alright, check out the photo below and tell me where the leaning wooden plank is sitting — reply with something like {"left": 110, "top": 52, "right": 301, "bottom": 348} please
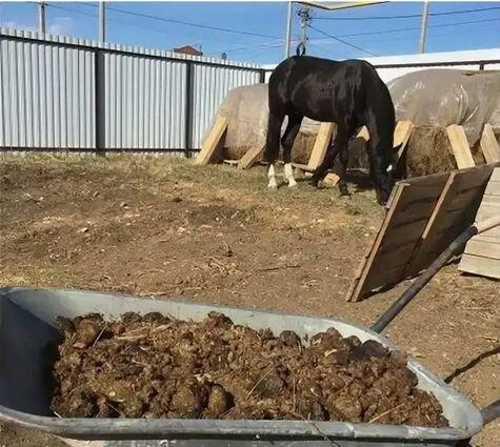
{"left": 408, "top": 165, "right": 494, "bottom": 275}
{"left": 238, "top": 145, "right": 264, "bottom": 169}
{"left": 193, "top": 116, "right": 228, "bottom": 166}
{"left": 393, "top": 120, "right": 415, "bottom": 164}
{"left": 307, "top": 122, "right": 336, "bottom": 171}
{"left": 446, "top": 124, "right": 475, "bottom": 169}
{"left": 347, "top": 183, "right": 407, "bottom": 302}
{"left": 347, "top": 173, "right": 449, "bottom": 302}
{"left": 480, "top": 124, "right": 500, "bottom": 164}
{"left": 357, "top": 126, "right": 370, "bottom": 142}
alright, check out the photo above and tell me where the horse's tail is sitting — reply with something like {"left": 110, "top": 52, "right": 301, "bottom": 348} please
{"left": 296, "top": 42, "right": 306, "bottom": 56}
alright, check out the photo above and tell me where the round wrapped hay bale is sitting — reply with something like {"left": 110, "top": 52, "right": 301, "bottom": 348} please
{"left": 388, "top": 69, "right": 500, "bottom": 176}
{"left": 211, "top": 83, "right": 323, "bottom": 165}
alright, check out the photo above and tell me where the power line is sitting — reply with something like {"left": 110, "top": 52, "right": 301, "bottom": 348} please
{"left": 315, "top": 5, "right": 500, "bottom": 21}
{"left": 47, "top": 3, "right": 172, "bottom": 38}
{"left": 80, "top": 3, "right": 278, "bottom": 40}
{"left": 324, "top": 15, "right": 500, "bottom": 40}
{"left": 47, "top": 3, "right": 97, "bottom": 19}
{"left": 309, "top": 24, "right": 377, "bottom": 56}
{"left": 224, "top": 15, "right": 500, "bottom": 55}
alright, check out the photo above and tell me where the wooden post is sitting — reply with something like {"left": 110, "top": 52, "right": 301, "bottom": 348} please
{"left": 238, "top": 145, "right": 265, "bottom": 169}
{"left": 480, "top": 124, "right": 500, "bottom": 164}
{"left": 446, "top": 125, "right": 475, "bottom": 169}
{"left": 393, "top": 120, "right": 414, "bottom": 164}
{"left": 193, "top": 116, "right": 228, "bottom": 166}
{"left": 307, "top": 122, "right": 336, "bottom": 170}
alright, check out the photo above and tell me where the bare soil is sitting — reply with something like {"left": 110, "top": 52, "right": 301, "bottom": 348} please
{"left": 51, "top": 312, "right": 447, "bottom": 426}
{"left": 0, "top": 154, "right": 498, "bottom": 446}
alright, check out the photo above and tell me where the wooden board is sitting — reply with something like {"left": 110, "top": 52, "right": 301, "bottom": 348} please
{"left": 480, "top": 124, "right": 500, "bottom": 164}
{"left": 393, "top": 120, "right": 414, "bottom": 164}
{"left": 347, "top": 164, "right": 496, "bottom": 302}
{"left": 459, "top": 255, "right": 500, "bottom": 279}
{"left": 357, "top": 126, "right": 370, "bottom": 142}
{"left": 238, "top": 145, "right": 264, "bottom": 169}
{"left": 193, "top": 116, "right": 228, "bottom": 166}
{"left": 446, "top": 125, "right": 475, "bottom": 169}
{"left": 347, "top": 172, "right": 449, "bottom": 302}
{"left": 407, "top": 165, "right": 494, "bottom": 275}
{"left": 459, "top": 166, "right": 500, "bottom": 279}
{"left": 307, "top": 122, "right": 336, "bottom": 170}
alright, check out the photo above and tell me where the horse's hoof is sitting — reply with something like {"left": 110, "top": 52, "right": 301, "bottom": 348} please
{"left": 310, "top": 178, "right": 320, "bottom": 188}
{"left": 288, "top": 181, "right": 298, "bottom": 188}
{"left": 268, "top": 184, "right": 278, "bottom": 190}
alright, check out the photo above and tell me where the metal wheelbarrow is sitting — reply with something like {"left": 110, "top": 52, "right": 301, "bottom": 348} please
{"left": 1, "top": 217, "right": 499, "bottom": 447}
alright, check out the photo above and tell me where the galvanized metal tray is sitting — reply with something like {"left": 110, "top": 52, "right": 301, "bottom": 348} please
{"left": 0, "top": 287, "right": 485, "bottom": 446}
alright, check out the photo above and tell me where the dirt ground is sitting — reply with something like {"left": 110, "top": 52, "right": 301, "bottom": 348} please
{"left": 0, "top": 154, "right": 498, "bottom": 446}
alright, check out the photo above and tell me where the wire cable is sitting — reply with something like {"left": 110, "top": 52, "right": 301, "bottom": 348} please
{"left": 309, "top": 25, "right": 377, "bottom": 56}
{"left": 315, "top": 5, "right": 500, "bottom": 21}
{"left": 79, "top": 3, "right": 279, "bottom": 40}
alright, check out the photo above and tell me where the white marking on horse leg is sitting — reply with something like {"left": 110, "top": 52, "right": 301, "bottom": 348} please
{"left": 267, "top": 163, "right": 278, "bottom": 189}
{"left": 284, "top": 162, "right": 297, "bottom": 187}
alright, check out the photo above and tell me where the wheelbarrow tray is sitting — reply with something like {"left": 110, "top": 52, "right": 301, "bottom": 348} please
{"left": 0, "top": 287, "right": 483, "bottom": 446}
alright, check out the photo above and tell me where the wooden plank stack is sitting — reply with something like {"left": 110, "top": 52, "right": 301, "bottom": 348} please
{"left": 460, "top": 167, "right": 500, "bottom": 279}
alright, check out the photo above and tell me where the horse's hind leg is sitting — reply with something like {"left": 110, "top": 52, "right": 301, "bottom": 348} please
{"left": 264, "top": 111, "right": 285, "bottom": 189}
{"left": 281, "top": 113, "right": 303, "bottom": 187}
{"left": 337, "top": 148, "right": 350, "bottom": 196}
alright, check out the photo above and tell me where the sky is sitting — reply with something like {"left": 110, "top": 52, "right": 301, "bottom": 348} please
{"left": 1, "top": 1, "right": 499, "bottom": 64}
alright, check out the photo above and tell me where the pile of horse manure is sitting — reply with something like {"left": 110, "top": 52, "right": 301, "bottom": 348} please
{"left": 51, "top": 312, "right": 448, "bottom": 427}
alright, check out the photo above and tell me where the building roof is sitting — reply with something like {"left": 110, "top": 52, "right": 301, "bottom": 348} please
{"left": 174, "top": 45, "right": 203, "bottom": 56}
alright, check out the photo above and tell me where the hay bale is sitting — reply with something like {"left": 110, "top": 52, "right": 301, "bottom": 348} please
{"left": 205, "top": 69, "right": 500, "bottom": 177}
{"left": 210, "top": 83, "right": 322, "bottom": 164}
{"left": 388, "top": 69, "right": 500, "bottom": 176}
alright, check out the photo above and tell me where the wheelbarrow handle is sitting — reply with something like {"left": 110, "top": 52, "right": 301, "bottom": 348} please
{"left": 481, "top": 398, "right": 500, "bottom": 425}
{"left": 371, "top": 215, "right": 500, "bottom": 334}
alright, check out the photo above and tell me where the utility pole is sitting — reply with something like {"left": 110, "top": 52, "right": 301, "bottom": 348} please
{"left": 38, "top": 1, "right": 47, "bottom": 34}
{"left": 419, "top": 0, "right": 430, "bottom": 53}
{"left": 99, "top": 1, "right": 106, "bottom": 43}
{"left": 284, "top": 1, "right": 293, "bottom": 59}
{"left": 297, "top": 5, "right": 312, "bottom": 54}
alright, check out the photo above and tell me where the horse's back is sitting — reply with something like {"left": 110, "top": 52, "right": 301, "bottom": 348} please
{"left": 269, "top": 56, "right": 392, "bottom": 124}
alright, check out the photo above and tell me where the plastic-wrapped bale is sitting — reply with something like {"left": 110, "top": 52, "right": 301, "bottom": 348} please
{"left": 388, "top": 69, "right": 500, "bottom": 176}
{"left": 206, "top": 83, "right": 323, "bottom": 165}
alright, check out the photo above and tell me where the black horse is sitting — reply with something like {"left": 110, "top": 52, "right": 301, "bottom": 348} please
{"left": 264, "top": 54, "right": 397, "bottom": 206}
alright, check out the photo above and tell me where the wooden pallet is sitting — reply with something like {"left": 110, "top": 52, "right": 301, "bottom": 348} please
{"left": 347, "top": 164, "right": 497, "bottom": 302}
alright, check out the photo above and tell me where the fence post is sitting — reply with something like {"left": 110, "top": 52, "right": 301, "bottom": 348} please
{"left": 95, "top": 49, "right": 106, "bottom": 154}
{"left": 259, "top": 69, "right": 266, "bottom": 84}
{"left": 184, "top": 61, "right": 193, "bottom": 158}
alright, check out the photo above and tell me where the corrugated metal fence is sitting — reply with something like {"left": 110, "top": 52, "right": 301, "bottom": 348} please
{"left": 0, "top": 28, "right": 265, "bottom": 154}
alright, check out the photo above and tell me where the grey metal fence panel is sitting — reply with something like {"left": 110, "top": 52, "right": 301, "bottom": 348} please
{"left": 103, "top": 52, "right": 187, "bottom": 149}
{"left": 0, "top": 28, "right": 263, "bottom": 152}
{"left": 0, "top": 28, "right": 95, "bottom": 148}
{"left": 191, "top": 61, "right": 261, "bottom": 148}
